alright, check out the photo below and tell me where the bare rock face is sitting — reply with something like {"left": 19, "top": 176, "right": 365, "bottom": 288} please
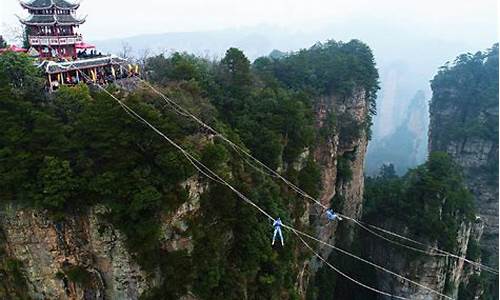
{"left": 160, "top": 176, "right": 206, "bottom": 253}
{"left": 370, "top": 218, "right": 482, "bottom": 300}
{"left": 429, "top": 94, "right": 499, "bottom": 270}
{"left": 443, "top": 138, "right": 499, "bottom": 261}
{"left": 87, "top": 205, "right": 151, "bottom": 300}
{"left": 0, "top": 204, "right": 150, "bottom": 300}
{"left": 301, "top": 88, "right": 370, "bottom": 292}
{"left": 316, "top": 88, "right": 368, "bottom": 242}
{"left": 0, "top": 174, "right": 206, "bottom": 300}
{"left": 334, "top": 88, "right": 369, "bottom": 224}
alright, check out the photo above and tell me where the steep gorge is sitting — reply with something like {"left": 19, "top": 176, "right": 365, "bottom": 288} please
{"left": 357, "top": 44, "right": 498, "bottom": 300}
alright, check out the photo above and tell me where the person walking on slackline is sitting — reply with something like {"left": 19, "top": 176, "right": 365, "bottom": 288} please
{"left": 272, "top": 217, "right": 284, "bottom": 246}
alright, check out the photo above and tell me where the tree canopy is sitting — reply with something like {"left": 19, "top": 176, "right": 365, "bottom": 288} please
{"left": 364, "top": 152, "right": 475, "bottom": 252}
{"left": 430, "top": 43, "right": 499, "bottom": 144}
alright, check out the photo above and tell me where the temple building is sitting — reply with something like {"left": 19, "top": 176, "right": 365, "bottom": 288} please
{"left": 19, "top": 0, "right": 85, "bottom": 58}
{"left": 9, "top": 0, "right": 139, "bottom": 91}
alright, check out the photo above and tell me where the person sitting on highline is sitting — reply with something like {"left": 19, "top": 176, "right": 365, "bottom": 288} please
{"left": 326, "top": 209, "right": 342, "bottom": 221}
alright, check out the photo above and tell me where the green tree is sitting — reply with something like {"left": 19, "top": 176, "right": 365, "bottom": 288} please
{"left": 53, "top": 85, "right": 91, "bottom": 122}
{"left": 379, "top": 163, "right": 397, "bottom": 179}
{"left": 35, "top": 156, "right": 77, "bottom": 210}
{"left": 215, "top": 48, "right": 253, "bottom": 118}
{"left": 201, "top": 142, "right": 229, "bottom": 172}
{"left": 430, "top": 44, "right": 499, "bottom": 145}
{"left": 0, "top": 52, "right": 44, "bottom": 98}
{"left": 219, "top": 48, "right": 252, "bottom": 93}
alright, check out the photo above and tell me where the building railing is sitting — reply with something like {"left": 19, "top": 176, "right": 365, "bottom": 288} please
{"left": 29, "top": 35, "right": 82, "bottom": 46}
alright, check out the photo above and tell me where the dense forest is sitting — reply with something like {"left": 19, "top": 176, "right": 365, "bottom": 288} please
{"left": 0, "top": 40, "right": 379, "bottom": 299}
{"left": 364, "top": 154, "right": 475, "bottom": 252}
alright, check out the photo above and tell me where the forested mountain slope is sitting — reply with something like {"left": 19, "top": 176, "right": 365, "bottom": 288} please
{"left": 0, "top": 40, "right": 379, "bottom": 299}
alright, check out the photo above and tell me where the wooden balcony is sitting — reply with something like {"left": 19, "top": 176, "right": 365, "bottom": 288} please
{"left": 29, "top": 35, "right": 82, "bottom": 46}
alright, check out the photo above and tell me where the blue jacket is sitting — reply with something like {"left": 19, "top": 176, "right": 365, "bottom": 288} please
{"left": 326, "top": 209, "right": 338, "bottom": 221}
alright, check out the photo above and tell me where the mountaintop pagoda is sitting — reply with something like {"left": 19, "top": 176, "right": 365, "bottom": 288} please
{"left": 19, "top": 0, "right": 85, "bottom": 58}
{"left": 12, "top": 0, "right": 139, "bottom": 91}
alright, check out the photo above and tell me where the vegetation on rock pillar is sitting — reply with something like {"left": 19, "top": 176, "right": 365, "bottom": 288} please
{"left": 364, "top": 152, "right": 475, "bottom": 252}
{"left": 429, "top": 43, "right": 499, "bottom": 300}
{"left": 1, "top": 38, "right": 379, "bottom": 299}
{"left": 430, "top": 43, "right": 499, "bottom": 150}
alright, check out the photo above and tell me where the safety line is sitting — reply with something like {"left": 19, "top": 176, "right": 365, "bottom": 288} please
{"left": 342, "top": 215, "right": 448, "bottom": 257}
{"left": 130, "top": 74, "right": 498, "bottom": 275}
{"left": 294, "top": 230, "right": 409, "bottom": 300}
{"left": 365, "top": 223, "right": 499, "bottom": 274}
{"left": 73, "top": 73, "right": 454, "bottom": 299}
{"left": 284, "top": 226, "right": 453, "bottom": 300}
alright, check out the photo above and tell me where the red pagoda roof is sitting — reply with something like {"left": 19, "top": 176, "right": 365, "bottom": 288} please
{"left": 0, "top": 45, "right": 27, "bottom": 53}
{"left": 20, "top": 0, "right": 80, "bottom": 10}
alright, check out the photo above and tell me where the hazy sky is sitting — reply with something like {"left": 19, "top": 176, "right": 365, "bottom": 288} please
{"left": 1, "top": 0, "right": 497, "bottom": 41}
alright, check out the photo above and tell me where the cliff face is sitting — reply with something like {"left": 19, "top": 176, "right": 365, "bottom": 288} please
{"left": 0, "top": 204, "right": 148, "bottom": 300}
{"left": 428, "top": 45, "right": 499, "bottom": 294}
{"left": 312, "top": 88, "right": 368, "bottom": 233}
{"left": 435, "top": 136, "right": 498, "bottom": 258}
{"left": 0, "top": 39, "right": 379, "bottom": 300}
{"left": 333, "top": 89, "right": 369, "bottom": 223}
{"left": 301, "top": 87, "right": 370, "bottom": 297}
{"left": 429, "top": 118, "right": 498, "bottom": 263}
{"left": 374, "top": 45, "right": 498, "bottom": 299}
{"left": 0, "top": 176, "right": 205, "bottom": 300}
{"left": 363, "top": 169, "right": 482, "bottom": 300}
{"left": 428, "top": 87, "right": 498, "bottom": 298}
{"left": 369, "top": 219, "right": 482, "bottom": 300}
